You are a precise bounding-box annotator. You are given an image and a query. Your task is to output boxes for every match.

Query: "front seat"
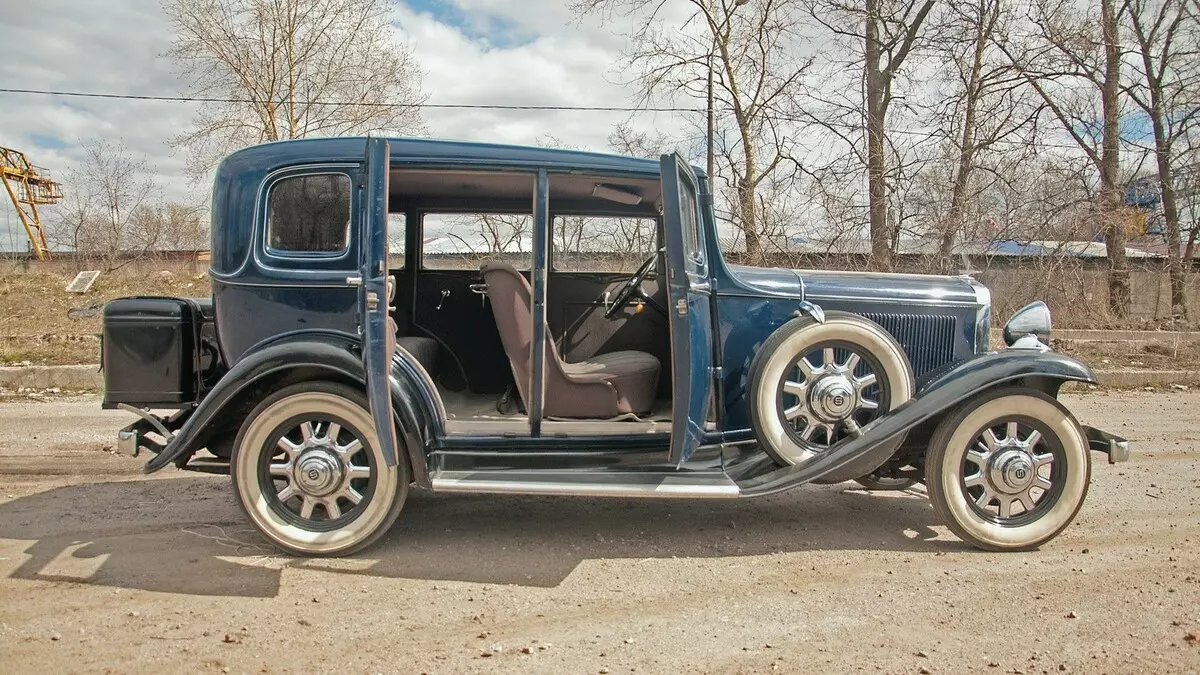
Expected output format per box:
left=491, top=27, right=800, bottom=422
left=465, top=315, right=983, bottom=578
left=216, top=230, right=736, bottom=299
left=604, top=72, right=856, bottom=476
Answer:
left=480, top=261, right=661, bottom=418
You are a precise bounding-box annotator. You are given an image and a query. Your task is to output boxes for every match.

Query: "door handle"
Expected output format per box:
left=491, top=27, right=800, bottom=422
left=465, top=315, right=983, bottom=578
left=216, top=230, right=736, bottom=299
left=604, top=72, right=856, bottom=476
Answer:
left=345, top=275, right=363, bottom=287
left=436, top=288, right=450, bottom=310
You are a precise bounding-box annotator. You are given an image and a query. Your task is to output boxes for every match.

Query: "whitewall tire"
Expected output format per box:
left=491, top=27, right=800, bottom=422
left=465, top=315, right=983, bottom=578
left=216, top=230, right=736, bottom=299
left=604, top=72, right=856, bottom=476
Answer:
left=748, top=311, right=914, bottom=479
left=230, top=381, right=408, bottom=557
left=925, top=388, right=1091, bottom=551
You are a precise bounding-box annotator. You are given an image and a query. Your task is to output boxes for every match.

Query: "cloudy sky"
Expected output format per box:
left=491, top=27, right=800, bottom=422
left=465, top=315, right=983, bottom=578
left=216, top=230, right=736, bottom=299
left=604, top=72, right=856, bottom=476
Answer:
left=0, top=0, right=698, bottom=252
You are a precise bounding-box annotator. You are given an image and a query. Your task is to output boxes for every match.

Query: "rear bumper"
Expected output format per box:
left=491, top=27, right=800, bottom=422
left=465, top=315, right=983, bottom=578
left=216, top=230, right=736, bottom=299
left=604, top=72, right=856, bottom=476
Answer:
left=1083, top=425, right=1130, bottom=464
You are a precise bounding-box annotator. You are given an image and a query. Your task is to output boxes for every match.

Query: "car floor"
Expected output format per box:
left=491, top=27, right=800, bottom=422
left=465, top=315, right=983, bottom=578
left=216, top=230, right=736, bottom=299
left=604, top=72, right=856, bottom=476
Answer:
left=439, top=387, right=672, bottom=436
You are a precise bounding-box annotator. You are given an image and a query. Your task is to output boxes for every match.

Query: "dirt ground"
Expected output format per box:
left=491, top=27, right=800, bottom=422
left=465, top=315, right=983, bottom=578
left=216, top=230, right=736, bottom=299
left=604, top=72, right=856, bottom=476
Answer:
left=0, top=391, right=1197, bottom=673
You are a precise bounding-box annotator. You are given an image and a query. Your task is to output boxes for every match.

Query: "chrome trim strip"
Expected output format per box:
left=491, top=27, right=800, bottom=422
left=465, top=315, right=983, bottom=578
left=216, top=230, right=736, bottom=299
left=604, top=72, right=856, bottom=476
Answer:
left=430, top=472, right=741, bottom=498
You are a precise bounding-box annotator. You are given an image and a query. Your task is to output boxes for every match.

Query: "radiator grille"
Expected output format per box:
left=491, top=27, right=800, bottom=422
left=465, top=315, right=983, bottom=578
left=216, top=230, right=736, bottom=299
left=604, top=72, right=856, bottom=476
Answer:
left=860, top=313, right=958, bottom=377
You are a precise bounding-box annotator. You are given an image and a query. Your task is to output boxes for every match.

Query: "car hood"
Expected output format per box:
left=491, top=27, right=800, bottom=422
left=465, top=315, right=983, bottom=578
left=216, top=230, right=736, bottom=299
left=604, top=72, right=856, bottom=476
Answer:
left=726, top=264, right=987, bottom=307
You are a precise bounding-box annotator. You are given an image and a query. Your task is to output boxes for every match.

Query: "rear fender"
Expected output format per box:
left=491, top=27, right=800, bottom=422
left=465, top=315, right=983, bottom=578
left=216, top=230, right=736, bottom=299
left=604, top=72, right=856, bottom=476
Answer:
left=142, top=330, right=440, bottom=486
left=737, top=350, right=1097, bottom=496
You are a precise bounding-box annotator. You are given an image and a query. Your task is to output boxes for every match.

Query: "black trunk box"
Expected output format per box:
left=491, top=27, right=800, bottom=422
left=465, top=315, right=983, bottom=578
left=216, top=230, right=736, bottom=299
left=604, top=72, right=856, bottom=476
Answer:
left=102, top=297, right=200, bottom=407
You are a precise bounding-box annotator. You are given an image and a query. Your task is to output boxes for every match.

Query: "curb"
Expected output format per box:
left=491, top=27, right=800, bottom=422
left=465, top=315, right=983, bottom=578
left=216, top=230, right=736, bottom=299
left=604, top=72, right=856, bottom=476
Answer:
left=1, top=364, right=1197, bottom=395
left=991, top=328, right=1199, bottom=343
left=0, top=365, right=103, bottom=391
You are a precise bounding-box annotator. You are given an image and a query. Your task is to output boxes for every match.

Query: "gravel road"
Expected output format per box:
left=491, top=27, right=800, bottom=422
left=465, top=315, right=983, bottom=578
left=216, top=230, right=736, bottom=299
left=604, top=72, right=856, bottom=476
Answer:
left=0, top=390, right=1197, bottom=674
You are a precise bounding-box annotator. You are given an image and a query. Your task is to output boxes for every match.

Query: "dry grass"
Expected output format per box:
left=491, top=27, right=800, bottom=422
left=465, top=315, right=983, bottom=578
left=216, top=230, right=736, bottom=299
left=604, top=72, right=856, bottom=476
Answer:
left=0, top=265, right=211, bottom=365
left=1054, top=337, right=1200, bottom=372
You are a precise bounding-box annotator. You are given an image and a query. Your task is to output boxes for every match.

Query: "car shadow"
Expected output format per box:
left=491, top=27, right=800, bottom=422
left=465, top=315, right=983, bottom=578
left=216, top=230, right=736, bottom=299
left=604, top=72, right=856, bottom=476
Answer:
left=0, top=474, right=959, bottom=597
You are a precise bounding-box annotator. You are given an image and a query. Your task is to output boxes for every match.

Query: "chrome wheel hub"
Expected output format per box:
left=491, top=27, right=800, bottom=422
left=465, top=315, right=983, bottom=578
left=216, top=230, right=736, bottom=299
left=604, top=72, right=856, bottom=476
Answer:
left=963, top=421, right=1056, bottom=521
left=809, top=375, right=858, bottom=422
left=294, top=449, right=343, bottom=497
left=990, top=449, right=1034, bottom=494
left=266, top=420, right=373, bottom=522
left=779, top=346, right=881, bottom=446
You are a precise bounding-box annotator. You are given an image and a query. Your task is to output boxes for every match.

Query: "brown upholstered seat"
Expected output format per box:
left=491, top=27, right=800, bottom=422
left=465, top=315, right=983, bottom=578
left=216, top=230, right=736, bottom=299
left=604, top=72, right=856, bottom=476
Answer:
left=480, top=261, right=661, bottom=418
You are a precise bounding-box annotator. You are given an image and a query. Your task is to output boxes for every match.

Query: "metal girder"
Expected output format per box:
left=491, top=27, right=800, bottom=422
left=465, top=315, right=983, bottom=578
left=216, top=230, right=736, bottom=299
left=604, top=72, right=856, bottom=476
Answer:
left=1, top=146, right=63, bottom=261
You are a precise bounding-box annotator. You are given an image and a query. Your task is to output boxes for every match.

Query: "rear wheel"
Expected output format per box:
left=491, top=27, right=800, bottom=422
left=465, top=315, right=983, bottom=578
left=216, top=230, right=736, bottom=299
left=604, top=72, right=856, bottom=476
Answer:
left=925, top=388, right=1090, bottom=551
left=230, top=381, right=408, bottom=557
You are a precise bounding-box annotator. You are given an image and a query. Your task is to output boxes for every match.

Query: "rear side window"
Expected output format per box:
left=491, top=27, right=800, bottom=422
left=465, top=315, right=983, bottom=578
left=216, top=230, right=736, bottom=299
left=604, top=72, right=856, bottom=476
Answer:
left=267, top=174, right=352, bottom=253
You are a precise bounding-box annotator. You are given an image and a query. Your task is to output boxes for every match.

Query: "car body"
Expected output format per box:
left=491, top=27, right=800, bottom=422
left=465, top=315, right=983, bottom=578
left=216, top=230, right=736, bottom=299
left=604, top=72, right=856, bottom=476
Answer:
left=103, top=136, right=1129, bottom=556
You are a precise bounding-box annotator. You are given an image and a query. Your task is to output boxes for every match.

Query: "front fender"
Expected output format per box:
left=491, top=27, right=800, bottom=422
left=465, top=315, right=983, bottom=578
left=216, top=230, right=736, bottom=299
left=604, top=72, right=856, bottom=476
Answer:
left=737, top=349, right=1097, bottom=496
left=143, top=331, right=440, bottom=486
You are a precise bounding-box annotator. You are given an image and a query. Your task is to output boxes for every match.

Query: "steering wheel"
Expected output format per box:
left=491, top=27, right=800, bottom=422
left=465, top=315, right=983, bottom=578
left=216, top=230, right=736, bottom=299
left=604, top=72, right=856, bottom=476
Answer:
left=604, top=251, right=661, bottom=319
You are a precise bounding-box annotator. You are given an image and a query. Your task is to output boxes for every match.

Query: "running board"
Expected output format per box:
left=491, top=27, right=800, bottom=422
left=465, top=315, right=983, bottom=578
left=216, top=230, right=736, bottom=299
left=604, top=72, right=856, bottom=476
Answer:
left=430, top=469, right=742, bottom=498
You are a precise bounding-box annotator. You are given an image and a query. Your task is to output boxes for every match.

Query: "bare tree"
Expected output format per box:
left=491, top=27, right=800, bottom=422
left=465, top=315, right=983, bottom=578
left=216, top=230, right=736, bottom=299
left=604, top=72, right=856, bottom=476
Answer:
left=995, top=0, right=1133, bottom=316
left=47, top=140, right=160, bottom=270
left=801, top=0, right=936, bottom=270
left=1123, top=0, right=1200, bottom=318
left=164, top=0, right=426, bottom=176
left=575, top=0, right=813, bottom=263
left=920, top=0, right=1042, bottom=271
left=129, top=201, right=209, bottom=255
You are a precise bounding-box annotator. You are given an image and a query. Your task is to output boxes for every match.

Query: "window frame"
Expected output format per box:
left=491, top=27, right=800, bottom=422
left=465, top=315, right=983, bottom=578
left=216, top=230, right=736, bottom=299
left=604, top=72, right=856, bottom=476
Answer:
left=257, top=166, right=357, bottom=271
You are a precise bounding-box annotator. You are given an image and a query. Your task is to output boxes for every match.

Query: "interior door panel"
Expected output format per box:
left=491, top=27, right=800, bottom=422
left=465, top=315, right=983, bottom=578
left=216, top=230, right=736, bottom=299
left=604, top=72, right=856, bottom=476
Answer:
left=413, top=269, right=510, bottom=393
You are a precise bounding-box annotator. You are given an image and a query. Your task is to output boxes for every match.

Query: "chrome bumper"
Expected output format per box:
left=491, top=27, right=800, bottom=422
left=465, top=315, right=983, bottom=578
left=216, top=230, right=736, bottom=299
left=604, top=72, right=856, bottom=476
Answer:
left=1083, top=426, right=1130, bottom=464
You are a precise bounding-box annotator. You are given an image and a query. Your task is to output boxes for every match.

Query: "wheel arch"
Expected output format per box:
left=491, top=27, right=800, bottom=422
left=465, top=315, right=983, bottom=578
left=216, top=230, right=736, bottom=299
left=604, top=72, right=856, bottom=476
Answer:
left=143, top=330, right=440, bottom=486
left=738, top=349, right=1098, bottom=496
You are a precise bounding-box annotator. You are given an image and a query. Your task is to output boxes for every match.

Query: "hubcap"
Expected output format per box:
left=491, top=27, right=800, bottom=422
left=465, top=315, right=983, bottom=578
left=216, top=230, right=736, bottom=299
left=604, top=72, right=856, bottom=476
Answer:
left=963, top=421, right=1058, bottom=522
left=263, top=420, right=374, bottom=523
left=779, top=344, right=883, bottom=447
left=809, top=375, right=858, bottom=422
left=294, top=450, right=343, bottom=497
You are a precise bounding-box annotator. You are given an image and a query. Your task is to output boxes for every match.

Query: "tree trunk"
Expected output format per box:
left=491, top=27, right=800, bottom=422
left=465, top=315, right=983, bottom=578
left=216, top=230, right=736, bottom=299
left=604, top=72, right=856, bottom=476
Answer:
left=1100, top=0, right=1131, bottom=316
left=864, top=0, right=892, bottom=271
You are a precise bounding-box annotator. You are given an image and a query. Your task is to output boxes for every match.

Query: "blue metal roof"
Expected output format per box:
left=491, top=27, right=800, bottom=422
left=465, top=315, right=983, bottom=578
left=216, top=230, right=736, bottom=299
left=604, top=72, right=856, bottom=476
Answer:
left=219, top=136, right=667, bottom=177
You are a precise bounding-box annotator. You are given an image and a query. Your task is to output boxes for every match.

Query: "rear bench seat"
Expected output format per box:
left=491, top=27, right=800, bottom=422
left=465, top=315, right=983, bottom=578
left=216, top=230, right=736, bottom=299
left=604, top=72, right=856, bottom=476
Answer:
left=396, top=336, right=438, bottom=376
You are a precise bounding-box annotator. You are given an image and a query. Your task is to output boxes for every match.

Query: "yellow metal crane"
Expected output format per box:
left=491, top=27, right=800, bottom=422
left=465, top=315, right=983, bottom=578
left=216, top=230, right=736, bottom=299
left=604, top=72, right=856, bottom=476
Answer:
left=1, top=146, right=63, bottom=260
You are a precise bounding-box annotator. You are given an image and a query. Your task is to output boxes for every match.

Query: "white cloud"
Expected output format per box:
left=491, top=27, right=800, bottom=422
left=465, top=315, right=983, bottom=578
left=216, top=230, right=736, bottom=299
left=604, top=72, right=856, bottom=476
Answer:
left=0, top=0, right=697, bottom=252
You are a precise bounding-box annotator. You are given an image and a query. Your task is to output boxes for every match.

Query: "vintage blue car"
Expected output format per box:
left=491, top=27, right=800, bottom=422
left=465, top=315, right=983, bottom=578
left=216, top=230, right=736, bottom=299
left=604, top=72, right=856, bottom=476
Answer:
left=102, top=137, right=1129, bottom=557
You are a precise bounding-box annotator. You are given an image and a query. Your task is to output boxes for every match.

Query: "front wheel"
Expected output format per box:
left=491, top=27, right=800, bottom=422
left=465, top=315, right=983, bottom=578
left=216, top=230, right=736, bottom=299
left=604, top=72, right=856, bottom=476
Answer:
left=925, top=387, right=1091, bottom=551
left=231, top=381, right=409, bottom=557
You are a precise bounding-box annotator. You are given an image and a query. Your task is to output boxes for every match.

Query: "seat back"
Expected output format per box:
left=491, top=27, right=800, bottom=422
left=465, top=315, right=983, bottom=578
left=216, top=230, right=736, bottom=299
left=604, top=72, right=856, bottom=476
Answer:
left=482, top=261, right=610, bottom=416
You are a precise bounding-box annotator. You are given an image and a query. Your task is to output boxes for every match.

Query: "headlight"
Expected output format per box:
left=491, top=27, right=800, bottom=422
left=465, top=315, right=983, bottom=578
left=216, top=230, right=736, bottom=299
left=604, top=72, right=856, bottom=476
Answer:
left=1003, top=301, right=1051, bottom=346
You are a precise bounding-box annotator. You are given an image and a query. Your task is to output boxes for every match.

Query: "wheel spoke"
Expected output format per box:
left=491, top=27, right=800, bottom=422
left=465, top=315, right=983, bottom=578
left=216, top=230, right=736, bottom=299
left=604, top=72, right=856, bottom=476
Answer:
left=324, top=423, right=341, bottom=443
left=799, top=422, right=817, bottom=441
left=1033, top=476, right=1052, bottom=491
left=1023, top=429, right=1042, bottom=450
left=783, top=403, right=805, bottom=421
left=299, top=496, right=316, bottom=519
left=347, top=465, right=372, bottom=481
left=822, top=347, right=835, bottom=368
left=821, top=423, right=836, bottom=443
left=963, top=473, right=985, bottom=488
left=797, top=357, right=818, bottom=379
left=324, top=499, right=342, bottom=520
left=277, top=438, right=302, bottom=459
left=342, top=486, right=364, bottom=505
left=269, top=462, right=291, bottom=477
left=1018, top=492, right=1036, bottom=513
left=843, top=352, right=861, bottom=373
left=856, top=372, right=877, bottom=389
left=966, top=449, right=989, bottom=469
left=998, top=496, right=1013, bottom=519
left=1005, top=422, right=1019, bottom=441
left=782, top=380, right=807, bottom=397
left=277, top=484, right=299, bottom=503
left=842, top=418, right=862, bottom=438
left=974, top=489, right=994, bottom=509
left=339, top=439, right=363, bottom=456
left=859, top=397, right=878, bottom=410
left=299, top=421, right=316, bottom=444
left=981, top=428, right=1000, bottom=450
left=1033, top=452, right=1054, bottom=469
